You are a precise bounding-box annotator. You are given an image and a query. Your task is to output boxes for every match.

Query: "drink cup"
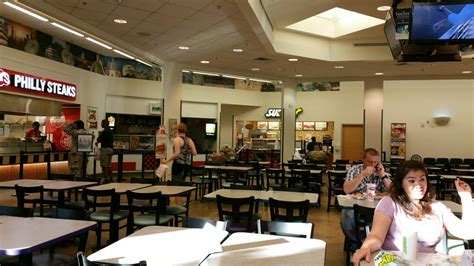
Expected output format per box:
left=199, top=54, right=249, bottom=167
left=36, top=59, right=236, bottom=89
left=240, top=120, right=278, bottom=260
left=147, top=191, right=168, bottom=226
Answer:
left=402, top=231, right=417, bottom=260
left=366, top=183, right=376, bottom=201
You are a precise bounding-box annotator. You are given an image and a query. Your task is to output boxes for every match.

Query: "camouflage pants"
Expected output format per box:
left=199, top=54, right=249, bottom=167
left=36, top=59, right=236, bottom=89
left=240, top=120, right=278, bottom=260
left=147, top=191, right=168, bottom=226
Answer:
left=68, top=152, right=87, bottom=177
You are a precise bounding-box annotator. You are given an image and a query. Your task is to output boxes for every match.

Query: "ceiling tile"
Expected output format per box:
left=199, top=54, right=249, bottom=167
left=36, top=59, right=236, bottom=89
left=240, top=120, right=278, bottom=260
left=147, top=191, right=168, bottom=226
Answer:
left=96, top=19, right=141, bottom=36
left=45, top=0, right=79, bottom=7
left=73, top=1, right=118, bottom=12
left=131, top=21, right=176, bottom=35
left=168, top=0, right=214, bottom=10
left=121, top=0, right=166, bottom=12
left=153, top=4, right=198, bottom=19
left=70, top=8, right=110, bottom=25
left=109, top=6, right=152, bottom=21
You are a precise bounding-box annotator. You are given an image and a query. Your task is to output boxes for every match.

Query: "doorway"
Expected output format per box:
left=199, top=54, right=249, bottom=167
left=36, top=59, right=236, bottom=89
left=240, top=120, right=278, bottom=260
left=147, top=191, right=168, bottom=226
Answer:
left=341, top=124, right=364, bottom=161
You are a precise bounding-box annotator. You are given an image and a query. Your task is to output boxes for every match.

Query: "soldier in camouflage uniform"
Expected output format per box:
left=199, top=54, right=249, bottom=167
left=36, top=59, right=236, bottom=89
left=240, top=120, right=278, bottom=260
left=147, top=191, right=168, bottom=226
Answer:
left=63, top=120, right=90, bottom=178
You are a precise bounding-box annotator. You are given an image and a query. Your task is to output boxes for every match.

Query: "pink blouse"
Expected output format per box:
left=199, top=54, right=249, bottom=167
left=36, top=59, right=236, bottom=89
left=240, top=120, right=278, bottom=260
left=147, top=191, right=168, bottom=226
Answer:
left=375, top=196, right=452, bottom=253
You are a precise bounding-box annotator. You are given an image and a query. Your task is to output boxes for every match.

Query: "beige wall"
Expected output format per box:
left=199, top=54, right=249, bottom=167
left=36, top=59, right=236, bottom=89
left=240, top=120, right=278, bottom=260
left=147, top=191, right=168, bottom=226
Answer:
left=384, top=80, right=474, bottom=160
left=297, top=81, right=365, bottom=159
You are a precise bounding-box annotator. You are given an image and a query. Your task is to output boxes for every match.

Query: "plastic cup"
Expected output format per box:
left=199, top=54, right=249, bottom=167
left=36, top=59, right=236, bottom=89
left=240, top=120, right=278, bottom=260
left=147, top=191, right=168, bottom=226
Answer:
left=366, top=183, right=376, bottom=201
left=402, top=231, right=417, bottom=260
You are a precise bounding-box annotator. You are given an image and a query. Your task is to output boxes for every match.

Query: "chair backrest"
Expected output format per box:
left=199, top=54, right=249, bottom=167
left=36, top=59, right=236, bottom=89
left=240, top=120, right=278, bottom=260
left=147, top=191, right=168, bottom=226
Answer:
left=450, top=158, right=463, bottom=166
left=126, top=190, right=164, bottom=225
left=353, top=204, right=375, bottom=248
left=289, top=169, right=310, bottom=187
left=328, top=171, right=346, bottom=189
left=83, top=188, right=117, bottom=214
left=436, top=158, right=449, bottom=165
left=266, top=168, right=286, bottom=188
left=76, top=251, right=146, bottom=266
left=218, top=169, right=247, bottom=185
left=216, top=195, right=255, bottom=231
left=130, top=177, right=157, bottom=185
left=257, top=220, right=314, bottom=239
left=52, top=207, right=89, bottom=220
left=191, top=165, right=205, bottom=178
left=282, top=162, right=298, bottom=170
left=463, top=158, right=474, bottom=166
left=229, top=184, right=263, bottom=190
left=0, top=205, right=33, bottom=217
left=269, top=197, right=310, bottom=222
left=15, top=185, right=45, bottom=216
left=182, top=217, right=227, bottom=231
left=423, top=157, right=436, bottom=165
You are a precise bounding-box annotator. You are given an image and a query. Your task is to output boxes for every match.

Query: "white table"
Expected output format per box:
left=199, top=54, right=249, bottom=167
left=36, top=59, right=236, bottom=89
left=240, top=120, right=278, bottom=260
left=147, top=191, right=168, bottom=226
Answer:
left=0, top=216, right=96, bottom=265
left=452, top=168, right=474, bottom=173
left=87, top=182, right=152, bottom=194
left=360, top=250, right=469, bottom=266
left=88, top=226, right=228, bottom=265
left=336, top=195, right=380, bottom=209
left=204, top=189, right=319, bottom=204
left=285, top=169, right=322, bottom=175
left=204, top=165, right=253, bottom=171
left=441, top=174, right=474, bottom=180
left=203, top=232, right=326, bottom=265
left=440, top=200, right=462, bottom=215
left=133, top=185, right=196, bottom=196
left=41, top=180, right=98, bottom=205
left=0, top=179, right=56, bottom=188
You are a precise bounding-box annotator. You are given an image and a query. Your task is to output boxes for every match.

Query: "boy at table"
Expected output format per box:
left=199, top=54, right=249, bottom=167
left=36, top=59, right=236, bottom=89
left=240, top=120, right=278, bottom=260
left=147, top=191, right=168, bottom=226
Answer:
left=340, top=148, right=392, bottom=248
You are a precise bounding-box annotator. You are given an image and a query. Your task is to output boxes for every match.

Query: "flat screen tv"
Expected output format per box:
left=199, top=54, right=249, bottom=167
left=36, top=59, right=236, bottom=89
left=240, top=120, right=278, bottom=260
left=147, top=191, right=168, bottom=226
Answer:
left=205, top=122, right=217, bottom=139
left=384, top=12, right=403, bottom=60
left=410, top=1, right=474, bottom=43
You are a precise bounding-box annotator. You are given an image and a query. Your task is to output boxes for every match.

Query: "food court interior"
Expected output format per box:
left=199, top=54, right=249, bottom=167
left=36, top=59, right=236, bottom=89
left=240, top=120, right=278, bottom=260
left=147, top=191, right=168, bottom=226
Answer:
left=0, top=0, right=473, bottom=265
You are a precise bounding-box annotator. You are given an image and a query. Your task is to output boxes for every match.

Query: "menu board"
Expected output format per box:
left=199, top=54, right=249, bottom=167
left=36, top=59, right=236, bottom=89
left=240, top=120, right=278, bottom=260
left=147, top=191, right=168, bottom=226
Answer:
left=390, top=123, right=406, bottom=159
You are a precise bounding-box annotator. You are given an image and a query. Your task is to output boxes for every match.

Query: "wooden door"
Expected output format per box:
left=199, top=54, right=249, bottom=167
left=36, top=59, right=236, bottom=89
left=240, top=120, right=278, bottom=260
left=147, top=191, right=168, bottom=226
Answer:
left=341, top=124, right=364, bottom=161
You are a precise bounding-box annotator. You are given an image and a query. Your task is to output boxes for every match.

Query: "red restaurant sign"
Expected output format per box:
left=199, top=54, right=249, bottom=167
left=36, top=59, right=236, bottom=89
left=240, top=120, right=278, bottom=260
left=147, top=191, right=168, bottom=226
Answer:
left=0, top=68, right=76, bottom=101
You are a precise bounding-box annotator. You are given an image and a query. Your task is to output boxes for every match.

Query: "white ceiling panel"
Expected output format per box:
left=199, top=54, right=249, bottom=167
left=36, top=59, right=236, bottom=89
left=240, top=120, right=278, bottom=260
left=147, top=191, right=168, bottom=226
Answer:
left=169, top=0, right=214, bottom=10
left=121, top=0, right=166, bottom=12
left=153, top=4, right=198, bottom=19
left=72, top=1, right=118, bottom=13
left=70, top=8, right=110, bottom=26
left=108, top=6, right=151, bottom=21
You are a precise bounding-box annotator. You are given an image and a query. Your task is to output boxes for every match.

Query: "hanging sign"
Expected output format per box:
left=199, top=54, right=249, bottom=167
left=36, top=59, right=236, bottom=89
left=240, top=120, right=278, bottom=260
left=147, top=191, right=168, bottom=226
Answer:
left=0, top=68, right=76, bottom=101
left=265, top=108, right=282, bottom=118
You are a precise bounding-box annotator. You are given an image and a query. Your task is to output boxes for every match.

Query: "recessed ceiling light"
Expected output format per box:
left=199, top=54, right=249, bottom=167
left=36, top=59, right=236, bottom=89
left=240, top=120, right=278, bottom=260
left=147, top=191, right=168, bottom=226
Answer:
left=200, top=60, right=210, bottom=64
left=113, top=18, right=128, bottom=24
left=334, top=65, right=345, bottom=69
left=193, top=71, right=218, bottom=76
left=251, top=68, right=260, bottom=71
left=179, top=46, right=189, bottom=50
left=51, top=22, right=84, bottom=37
left=85, top=37, right=112, bottom=49
left=377, top=6, right=391, bottom=11
left=288, top=58, right=298, bottom=62
left=295, top=74, right=303, bottom=77
left=4, top=2, right=49, bottom=22
left=375, top=72, right=384, bottom=76
left=232, top=48, right=243, bottom=52
left=462, top=70, right=472, bottom=74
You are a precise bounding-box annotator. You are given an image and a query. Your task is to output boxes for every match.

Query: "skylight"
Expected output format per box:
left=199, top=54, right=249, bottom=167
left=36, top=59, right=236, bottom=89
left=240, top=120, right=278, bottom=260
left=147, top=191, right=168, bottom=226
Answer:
left=286, top=7, right=385, bottom=38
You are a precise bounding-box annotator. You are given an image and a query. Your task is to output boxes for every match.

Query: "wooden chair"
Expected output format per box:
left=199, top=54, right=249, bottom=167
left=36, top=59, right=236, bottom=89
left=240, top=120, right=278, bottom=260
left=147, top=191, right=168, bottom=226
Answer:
left=126, top=190, right=174, bottom=235
left=269, top=197, right=310, bottom=223
left=165, top=180, right=192, bottom=226
left=190, top=165, right=213, bottom=200
left=289, top=169, right=311, bottom=188
left=423, top=157, right=436, bottom=166
left=218, top=169, right=248, bottom=188
left=326, top=171, right=345, bottom=212
left=257, top=219, right=314, bottom=239
left=216, top=195, right=256, bottom=233
left=83, top=188, right=129, bottom=248
left=266, top=168, right=286, bottom=190
left=76, top=252, right=146, bottom=266
left=353, top=204, right=375, bottom=248
left=15, top=185, right=54, bottom=217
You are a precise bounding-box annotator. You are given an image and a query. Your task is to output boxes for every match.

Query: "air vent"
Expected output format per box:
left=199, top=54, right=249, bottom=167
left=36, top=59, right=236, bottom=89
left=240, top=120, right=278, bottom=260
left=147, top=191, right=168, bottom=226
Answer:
left=353, top=43, right=388, bottom=47
left=253, top=57, right=272, bottom=61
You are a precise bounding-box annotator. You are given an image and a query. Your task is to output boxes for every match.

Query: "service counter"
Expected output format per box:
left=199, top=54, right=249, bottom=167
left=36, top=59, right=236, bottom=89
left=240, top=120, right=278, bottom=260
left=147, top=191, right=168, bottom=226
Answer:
left=0, top=151, right=69, bottom=181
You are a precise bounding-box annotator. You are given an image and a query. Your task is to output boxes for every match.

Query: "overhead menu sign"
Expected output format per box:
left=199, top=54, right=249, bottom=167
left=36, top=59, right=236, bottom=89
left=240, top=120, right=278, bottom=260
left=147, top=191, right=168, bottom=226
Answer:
left=0, top=68, right=77, bottom=101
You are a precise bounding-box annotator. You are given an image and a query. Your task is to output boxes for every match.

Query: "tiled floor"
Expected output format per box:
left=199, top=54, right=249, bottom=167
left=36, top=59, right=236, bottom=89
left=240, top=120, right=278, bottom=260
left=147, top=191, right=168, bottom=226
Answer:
left=0, top=174, right=347, bottom=265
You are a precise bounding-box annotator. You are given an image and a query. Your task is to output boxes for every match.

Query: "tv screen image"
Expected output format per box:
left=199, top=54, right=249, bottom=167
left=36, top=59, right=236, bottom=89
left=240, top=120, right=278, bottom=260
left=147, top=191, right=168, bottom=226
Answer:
left=205, top=123, right=217, bottom=138
left=411, top=2, right=474, bottom=43
left=384, top=12, right=403, bottom=60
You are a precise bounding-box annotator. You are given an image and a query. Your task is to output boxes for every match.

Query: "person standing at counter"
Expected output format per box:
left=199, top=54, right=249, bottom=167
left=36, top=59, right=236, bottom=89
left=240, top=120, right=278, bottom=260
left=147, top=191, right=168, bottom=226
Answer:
left=25, top=121, right=42, bottom=141
left=63, top=120, right=89, bottom=178
left=161, top=123, right=197, bottom=181
left=96, top=119, right=114, bottom=183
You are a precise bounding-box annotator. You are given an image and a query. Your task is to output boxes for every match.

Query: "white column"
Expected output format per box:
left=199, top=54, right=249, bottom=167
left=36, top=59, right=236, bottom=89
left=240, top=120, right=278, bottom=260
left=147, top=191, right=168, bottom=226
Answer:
left=364, top=79, right=384, bottom=153
left=281, top=79, right=297, bottom=163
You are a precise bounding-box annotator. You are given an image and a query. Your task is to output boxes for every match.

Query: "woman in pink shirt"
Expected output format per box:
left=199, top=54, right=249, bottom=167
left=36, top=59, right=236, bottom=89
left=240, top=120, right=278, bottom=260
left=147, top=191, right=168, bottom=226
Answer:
left=353, top=160, right=474, bottom=265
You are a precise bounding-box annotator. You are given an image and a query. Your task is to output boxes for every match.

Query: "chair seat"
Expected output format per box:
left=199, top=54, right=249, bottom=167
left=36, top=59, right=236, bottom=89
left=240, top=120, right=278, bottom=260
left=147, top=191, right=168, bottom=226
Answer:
left=134, top=213, right=174, bottom=226
left=62, top=201, right=86, bottom=209
left=90, top=210, right=129, bottom=222
left=166, top=205, right=187, bottom=215
left=33, top=208, right=53, bottom=217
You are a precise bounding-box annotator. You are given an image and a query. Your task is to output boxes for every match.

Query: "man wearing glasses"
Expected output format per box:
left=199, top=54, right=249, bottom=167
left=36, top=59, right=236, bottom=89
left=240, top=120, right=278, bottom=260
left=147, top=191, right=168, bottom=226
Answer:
left=340, top=148, right=392, bottom=251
